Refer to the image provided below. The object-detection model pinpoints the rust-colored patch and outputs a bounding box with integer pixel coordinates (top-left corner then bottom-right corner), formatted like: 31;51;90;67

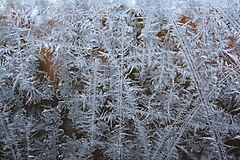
98;47;108;63
34;29;47;38
178;15;198;33
38;46;55;81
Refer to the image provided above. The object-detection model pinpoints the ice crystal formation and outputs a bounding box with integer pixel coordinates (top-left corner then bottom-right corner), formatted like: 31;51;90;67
0;0;239;159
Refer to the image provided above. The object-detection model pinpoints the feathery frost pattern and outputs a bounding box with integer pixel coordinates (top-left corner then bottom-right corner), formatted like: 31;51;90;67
0;0;239;159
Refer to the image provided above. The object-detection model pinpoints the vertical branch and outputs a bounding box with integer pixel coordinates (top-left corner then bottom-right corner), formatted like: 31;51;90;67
90;59;98;145
118;45;124;160
0;115;18;160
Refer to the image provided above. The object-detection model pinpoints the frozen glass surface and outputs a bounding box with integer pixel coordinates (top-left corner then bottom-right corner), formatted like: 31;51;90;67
0;0;239;159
